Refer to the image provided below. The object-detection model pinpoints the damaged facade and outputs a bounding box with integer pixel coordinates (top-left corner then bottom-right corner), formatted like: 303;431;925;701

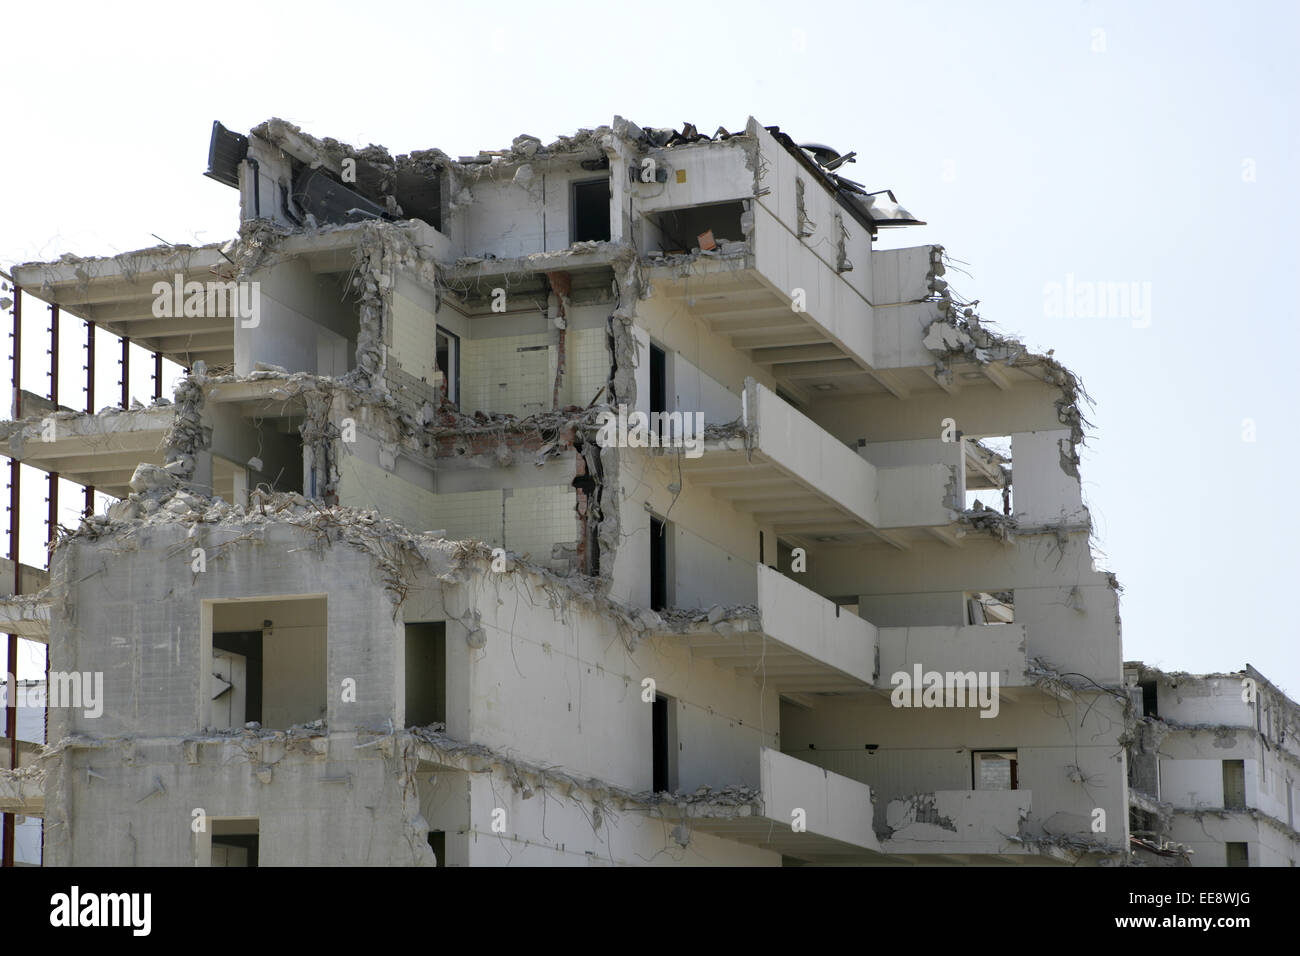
1;115;1134;865
1124;662;1300;867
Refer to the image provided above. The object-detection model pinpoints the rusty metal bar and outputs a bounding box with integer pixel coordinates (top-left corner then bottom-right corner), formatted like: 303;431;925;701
84;319;95;413
120;335;130;408
3;282;21;867
48;304;59;407
44;302;59;867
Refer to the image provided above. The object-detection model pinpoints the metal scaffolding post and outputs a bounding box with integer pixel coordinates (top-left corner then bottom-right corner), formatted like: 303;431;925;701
2;282;20;867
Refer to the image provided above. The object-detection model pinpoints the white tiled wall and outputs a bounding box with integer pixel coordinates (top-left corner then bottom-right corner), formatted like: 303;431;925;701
461;328;608;416
338;456;576;559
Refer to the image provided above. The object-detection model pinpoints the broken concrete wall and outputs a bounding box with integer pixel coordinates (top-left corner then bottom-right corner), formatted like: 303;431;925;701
748;119;868;300
388;273;443;397
781;691;1129;855
1011;429;1086;523
884;789;1033;851
461;763;775;866
48;523;397;741
453;163;612;260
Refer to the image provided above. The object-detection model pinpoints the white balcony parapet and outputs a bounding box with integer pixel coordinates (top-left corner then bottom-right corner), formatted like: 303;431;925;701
681;748;881;862
756;565;875;689
655;565;875;694
679;379;955;539
882;789;1032;855
875;624;1029;691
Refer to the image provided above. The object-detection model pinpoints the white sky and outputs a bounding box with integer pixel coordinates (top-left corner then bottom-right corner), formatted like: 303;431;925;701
1;0;1296;692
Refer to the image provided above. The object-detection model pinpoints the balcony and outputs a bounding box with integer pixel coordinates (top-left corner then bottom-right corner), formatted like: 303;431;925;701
680;748;882;863
678;379;955;546
881;789;1032;857
875;624;1030;693
12;244;234;369
0;594;50;643
659;564;875;693
0;405;172;498
646;215;888;401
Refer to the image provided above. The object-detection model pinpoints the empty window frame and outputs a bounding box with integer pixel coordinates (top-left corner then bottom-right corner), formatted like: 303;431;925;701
426;831;446;868
652;692;677;793
966;591;1014;624
570;178;611;243
436;328;460;407
1225;842;1249;867
650;343;667;415
1223;759;1247;810
1139;680;1159;718
208;598;327;730
972;750;1018;790
649;342;668;444
405;622;446;728
211;819;259;867
650;515;669;612
643;201;746;254
964;436;1011;514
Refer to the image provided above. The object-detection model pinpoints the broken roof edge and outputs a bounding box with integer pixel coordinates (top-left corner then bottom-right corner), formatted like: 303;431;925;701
1126;660;1300;719
8;241;228;298
249;113;918;229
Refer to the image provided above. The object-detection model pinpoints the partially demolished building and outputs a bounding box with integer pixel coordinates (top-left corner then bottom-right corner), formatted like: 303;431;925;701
1125;662;1300;867
1;116;1131;865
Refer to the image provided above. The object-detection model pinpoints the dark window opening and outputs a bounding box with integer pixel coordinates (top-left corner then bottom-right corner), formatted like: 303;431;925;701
212;833;259;867
571;178;611;243
650;344;666;414
405;622;446;728
650;343;667;444
211;820;259;867
652;692;676;794
435;329;460;407
650;516;668;612
1226;842;1249;867
643;201;746;254
210;598;327;730
1140;680;1159;718
1223;759;1246;810
213;631;263;725
973;750;1018;790
572;441;601;576
426;831;446;867
246;420;305;496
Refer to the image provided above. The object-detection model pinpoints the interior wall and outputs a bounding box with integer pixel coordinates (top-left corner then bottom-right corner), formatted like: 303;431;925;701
237;261;357;376
213;598;327;728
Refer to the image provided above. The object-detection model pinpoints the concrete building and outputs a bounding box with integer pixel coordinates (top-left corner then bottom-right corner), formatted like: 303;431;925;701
1125;662;1300;867
0;116;1130;865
